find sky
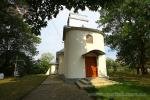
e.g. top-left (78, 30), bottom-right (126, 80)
top-left (36, 8), bottom-right (117, 61)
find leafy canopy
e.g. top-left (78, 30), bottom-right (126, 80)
top-left (97, 0), bottom-right (150, 73)
top-left (0, 1), bottom-right (41, 75)
top-left (0, 0), bottom-right (122, 35)
top-left (37, 52), bottom-right (54, 73)
top-left (40, 52), bottom-right (54, 64)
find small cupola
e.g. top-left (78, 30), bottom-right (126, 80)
top-left (67, 13), bottom-right (89, 27)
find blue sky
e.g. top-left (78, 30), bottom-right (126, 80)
top-left (36, 8), bottom-right (117, 61)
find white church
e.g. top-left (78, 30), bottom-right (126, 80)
top-left (56, 13), bottom-right (107, 79)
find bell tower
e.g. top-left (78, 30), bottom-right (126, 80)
top-left (67, 13), bottom-right (89, 27)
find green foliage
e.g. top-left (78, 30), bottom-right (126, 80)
top-left (97, 0), bottom-right (150, 74)
top-left (40, 53), bottom-right (54, 64)
top-left (0, 0), bottom-right (122, 35)
top-left (106, 58), bottom-right (121, 73)
top-left (39, 53), bottom-right (54, 73)
top-left (39, 60), bottom-right (50, 73)
top-left (29, 62), bottom-right (44, 74)
top-left (30, 53), bottom-right (54, 74)
top-left (86, 84), bottom-right (150, 100)
top-left (24, 0), bottom-right (122, 35)
top-left (86, 72), bottom-right (150, 100)
top-left (0, 1), bottom-right (41, 75)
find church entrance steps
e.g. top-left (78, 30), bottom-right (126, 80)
top-left (75, 77), bottom-right (119, 89)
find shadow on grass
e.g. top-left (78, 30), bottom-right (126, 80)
top-left (0, 74), bottom-right (47, 100)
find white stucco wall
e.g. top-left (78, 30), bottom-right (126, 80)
top-left (45, 64), bottom-right (57, 75)
top-left (45, 68), bottom-right (51, 75)
top-left (68, 13), bottom-right (88, 27)
top-left (64, 27), bottom-right (107, 78)
top-left (51, 65), bottom-right (57, 74)
top-left (58, 54), bottom-right (64, 75)
top-left (69, 19), bottom-right (88, 27)
top-left (98, 55), bottom-right (107, 77)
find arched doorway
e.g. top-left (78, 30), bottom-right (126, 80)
top-left (85, 57), bottom-right (98, 77)
top-left (83, 50), bottom-right (105, 78)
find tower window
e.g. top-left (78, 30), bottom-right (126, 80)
top-left (86, 34), bottom-right (93, 43)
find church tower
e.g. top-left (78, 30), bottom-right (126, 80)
top-left (58, 13), bottom-right (107, 78)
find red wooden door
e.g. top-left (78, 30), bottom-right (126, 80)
top-left (85, 57), bottom-right (98, 77)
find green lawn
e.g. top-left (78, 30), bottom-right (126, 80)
top-left (0, 74), bottom-right (47, 100)
top-left (86, 73), bottom-right (150, 100)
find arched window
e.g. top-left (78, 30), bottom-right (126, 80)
top-left (86, 34), bottom-right (93, 43)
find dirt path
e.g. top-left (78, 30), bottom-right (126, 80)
top-left (23, 75), bottom-right (92, 100)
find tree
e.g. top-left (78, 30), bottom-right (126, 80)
top-left (106, 58), bottom-right (121, 72)
top-left (40, 53), bottom-right (54, 64)
top-left (37, 52), bottom-right (54, 73)
top-left (0, 2), bottom-right (41, 75)
top-left (97, 0), bottom-right (150, 74)
top-left (0, 0), bottom-right (122, 35)
top-left (24, 0), bottom-right (123, 35)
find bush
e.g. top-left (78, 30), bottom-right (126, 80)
top-left (29, 60), bottom-right (51, 74)
top-left (106, 58), bottom-right (122, 73)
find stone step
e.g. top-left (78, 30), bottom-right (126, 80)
top-left (75, 81), bottom-right (94, 89)
top-left (91, 80), bottom-right (113, 84)
top-left (80, 79), bottom-right (91, 85)
top-left (90, 78), bottom-right (114, 84)
top-left (75, 77), bottom-right (119, 89)
top-left (92, 82), bottom-right (117, 87)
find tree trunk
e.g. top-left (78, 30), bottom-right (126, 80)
top-left (139, 38), bottom-right (147, 75)
top-left (136, 67), bottom-right (140, 75)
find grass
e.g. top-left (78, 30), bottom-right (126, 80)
top-left (0, 74), bottom-right (47, 100)
top-left (86, 72), bottom-right (150, 100)
top-left (86, 84), bottom-right (150, 100)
